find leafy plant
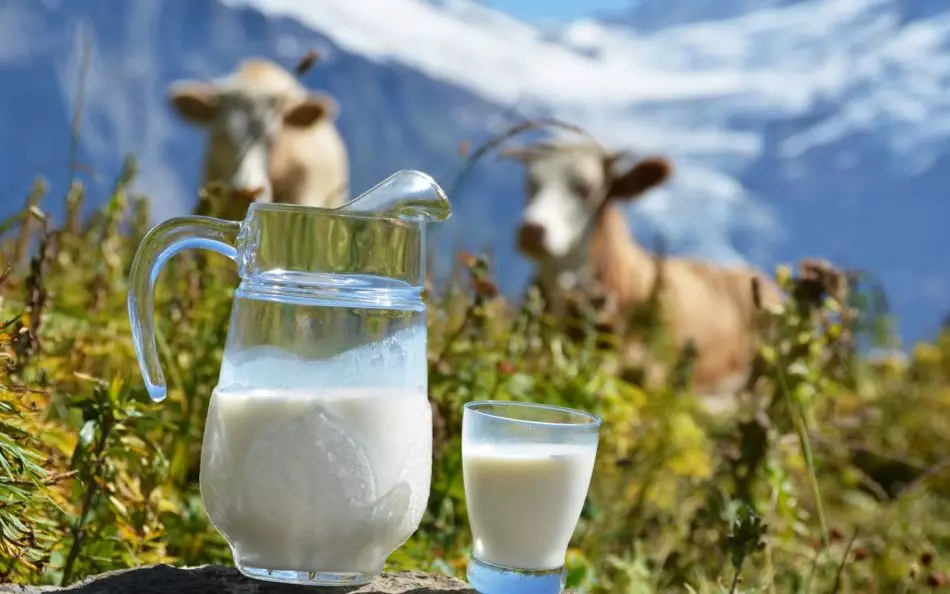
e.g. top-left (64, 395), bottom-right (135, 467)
top-left (0, 162), bottom-right (948, 594)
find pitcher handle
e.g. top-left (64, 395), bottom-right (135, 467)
top-left (127, 216), bottom-right (241, 402)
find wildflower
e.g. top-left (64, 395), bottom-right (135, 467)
top-left (458, 251), bottom-right (477, 268)
top-left (294, 49), bottom-right (320, 76)
top-left (496, 360), bottom-right (515, 375)
top-left (724, 504), bottom-right (767, 574)
top-left (473, 278), bottom-right (498, 299)
top-left (926, 572), bottom-right (947, 587)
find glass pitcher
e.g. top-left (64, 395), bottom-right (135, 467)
top-left (127, 170), bottom-right (451, 586)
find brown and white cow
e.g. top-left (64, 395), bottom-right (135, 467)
top-left (168, 57), bottom-right (349, 219)
top-left (503, 139), bottom-right (784, 402)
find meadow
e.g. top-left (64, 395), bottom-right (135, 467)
top-left (1, 156), bottom-right (950, 593)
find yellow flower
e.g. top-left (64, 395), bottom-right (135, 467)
top-left (624, 480), bottom-right (645, 502)
top-left (645, 480), bottom-right (678, 512)
top-left (775, 264), bottom-right (792, 287)
top-left (913, 342), bottom-right (942, 367)
top-left (669, 412), bottom-right (707, 447)
top-left (669, 448), bottom-right (713, 479)
top-left (565, 547), bottom-right (587, 566)
top-left (936, 386), bottom-right (950, 408)
top-left (882, 355), bottom-right (906, 379)
top-left (880, 549), bottom-right (910, 581)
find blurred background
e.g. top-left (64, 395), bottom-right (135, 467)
top-left (3, 0), bottom-right (947, 351)
top-left (7, 2), bottom-right (950, 592)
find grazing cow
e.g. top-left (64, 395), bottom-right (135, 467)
top-left (503, 139), bottom-right (784, 401)
top-left (167, 57), bottom-right (349, 219)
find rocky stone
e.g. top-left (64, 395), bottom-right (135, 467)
top-left (0, 565), bottom-right (476, 593)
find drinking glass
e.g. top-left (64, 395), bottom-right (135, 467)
top-left (462, 401), bottom-right (601, 594)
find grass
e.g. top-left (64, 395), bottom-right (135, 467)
top-left (0, 157), bottom-right (949, 593)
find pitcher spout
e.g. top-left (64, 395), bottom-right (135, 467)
top-left (334, 170), bottom-right (452, 223)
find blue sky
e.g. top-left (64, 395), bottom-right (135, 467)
top-left (484, 0), bottom-right (633, 21)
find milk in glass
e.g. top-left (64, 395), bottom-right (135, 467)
top-left (462, 442), bottom-right (597, 570)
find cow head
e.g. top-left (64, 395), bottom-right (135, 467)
top-left (168, 58), bottom-right (339, 202)
top-left (502, 141), bottom-right (672, 265)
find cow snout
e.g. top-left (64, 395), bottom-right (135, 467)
top-left (517, 222), bottom-right (547, 258)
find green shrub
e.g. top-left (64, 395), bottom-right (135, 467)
top-left (1, 159), bottom-right (949, 593)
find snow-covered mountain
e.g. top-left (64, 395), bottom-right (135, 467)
top-left (1, 0), bottom-right (948, 347)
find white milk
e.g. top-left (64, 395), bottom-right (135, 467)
top-left (199, 387), bottom-right (432, 575)
top-left (463, 442), bottom-right (597, 570)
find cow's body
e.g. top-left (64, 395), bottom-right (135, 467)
top-left (584, 203), bottom-right (783, 396)
top-left (168, 58), bottom-right (349, 219)
top-left (507, 140), bottom-right (783, 401)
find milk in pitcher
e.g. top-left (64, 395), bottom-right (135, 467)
top-left (199, 327), bottom-right (432, 577)
top-left (200, 387), bottom-right (431, 574)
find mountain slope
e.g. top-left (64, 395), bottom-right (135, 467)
top-left (1, 0), bottom-right (948, 347)
top-left (225, 0), bottom-right (950, 347)
top-left (0, 0), bottom-right (529, 281)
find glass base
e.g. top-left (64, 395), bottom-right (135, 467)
top-left (236, 562), bottom-right (375, 586)
top-left (467, 556), bottom-right (565, 594)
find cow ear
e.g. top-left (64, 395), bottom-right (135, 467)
top-left (284, 92), bottom-right (338, 127)
top-left (608, 157), bottom-right (672, 201)
top-left (168, 81), bottom-right (220, 125)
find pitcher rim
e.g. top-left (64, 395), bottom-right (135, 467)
top-left (246, 201), bottom-right (431, 224)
